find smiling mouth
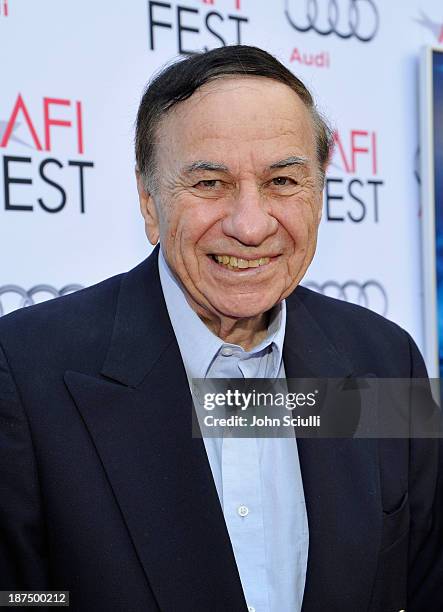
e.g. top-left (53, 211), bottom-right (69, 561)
top-left (210, 254), bottom-right (271, 270)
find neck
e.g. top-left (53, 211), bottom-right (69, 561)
top-left (198, 310), bottom-right (270, 352)
top-left (182, 288), bottom-right (271, 351)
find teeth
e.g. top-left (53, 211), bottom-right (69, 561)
top-left (212, 255), bottom-right (270, 269)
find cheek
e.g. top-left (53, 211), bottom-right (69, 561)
top-left (277, 199), bottom-right (319, 250)
top-left (160, 199), bottom-right (222, 257)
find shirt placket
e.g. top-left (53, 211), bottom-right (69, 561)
top-left (222, 435), bottom-right (268, 612)
top-left (218, 348), bottom-right (270, 612)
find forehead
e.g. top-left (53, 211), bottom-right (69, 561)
top-left (156, 76), bottom-right (316, 165)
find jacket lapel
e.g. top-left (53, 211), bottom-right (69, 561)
top-left (64, 247), bottom-right (247, 611)
top-left (284, 291), bottom-right (381, 611)
top-left (64, 246), bottom-right (382, 611)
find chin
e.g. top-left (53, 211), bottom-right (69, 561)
top-left (211, 297), bottom-right (277, 320)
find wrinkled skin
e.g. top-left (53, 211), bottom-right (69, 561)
top-left (137, 77), bottom-right (324, 349)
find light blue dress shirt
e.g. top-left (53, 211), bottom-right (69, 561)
top-left (158, 247), bottom-right (308, 612)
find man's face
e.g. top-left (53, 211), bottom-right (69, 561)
top-left (138, 76), bottom-right (324, 320)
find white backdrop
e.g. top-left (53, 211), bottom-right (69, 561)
top-left (0, 0), bottom-right (442, 371)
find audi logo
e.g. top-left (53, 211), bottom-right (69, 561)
top-left (0, 284), bottom-right (83, 317)
top-left (303, 280), bottom-right (388, 316)
top-left (285, 0), bottom-right (380, 42)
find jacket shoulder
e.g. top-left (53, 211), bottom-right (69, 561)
top-left (0, 272), bottom-right (124, 362)
top-left (292, 285), bottom-right (421, 376)
top-left (294, 284), bottom-right (404, 335)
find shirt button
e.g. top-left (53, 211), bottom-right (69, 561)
top-left (221, 346), bottom-right (234, 357)
top-left (238, 505), bottom-right (249, 517)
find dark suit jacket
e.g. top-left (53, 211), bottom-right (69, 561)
top-left (0, 247), bottom-right (441, 611)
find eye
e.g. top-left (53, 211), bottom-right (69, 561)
top-left (194, 179), bottom-right (220, 189)
top-left (271, 177), bottom-right (297, 186)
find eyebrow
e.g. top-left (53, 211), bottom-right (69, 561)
top-left (269, 155), bottom-right (309, 170)
top-left (183, 161), bottom-right (229, 173)
top-left (182, 155), bottom-right (309, 175)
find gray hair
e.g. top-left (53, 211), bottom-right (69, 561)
top-left (135, 45), bottom-right (333, 192)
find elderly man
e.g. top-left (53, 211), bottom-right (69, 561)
top-left (0, 46), bottom-right (441, 611)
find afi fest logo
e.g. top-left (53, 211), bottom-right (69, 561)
top-left (325, 129), bottom-right (384, 223)
top-left (285, 0), bottom-right (379, 43)
top-left (0, 94), bottom-right (94, 214)
top-left (415, 10), bottom-right (443, 43)
top-left (147, 0), bottom-right (249, 54)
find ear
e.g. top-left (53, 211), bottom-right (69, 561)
top-left (136, 169), bottom-right (159, 245)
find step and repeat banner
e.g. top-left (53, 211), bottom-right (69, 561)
top-left (0, 0), bottom-right (442, 370)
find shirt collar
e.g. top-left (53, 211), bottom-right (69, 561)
top-left (158, 246), bottom-right (286, 380)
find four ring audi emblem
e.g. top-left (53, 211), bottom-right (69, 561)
top-left (1, 281), bottom-right (388, 318)
top-left (284, 0), bottom-right (379, 42)
top-left (0, 284), bottom-right (83, 317)
top-left (304, 280), bottom-right (388, 316)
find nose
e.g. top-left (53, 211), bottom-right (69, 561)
top-left (221, 183), bottom-right (278, 246)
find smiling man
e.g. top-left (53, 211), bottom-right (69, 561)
top-left (136, 71), bottom-right (322, 349)
top-left (0, 46), bottom-right (441, 612)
